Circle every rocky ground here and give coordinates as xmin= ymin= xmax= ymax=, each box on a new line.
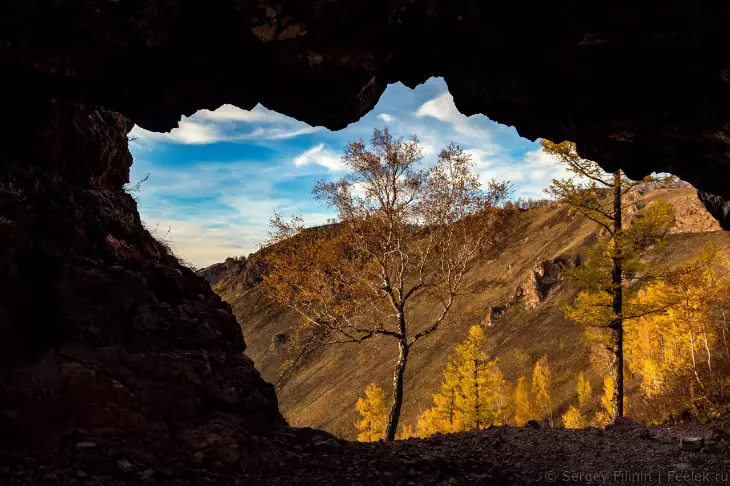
xmin=3 ymin=417 xmax=730 ymax=485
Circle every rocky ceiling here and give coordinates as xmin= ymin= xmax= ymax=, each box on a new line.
xmin=3 ymin=1 xmax=730 ymax=219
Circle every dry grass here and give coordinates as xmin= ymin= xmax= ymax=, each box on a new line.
xmin=213 ymin=186 xmax=730 ymax=439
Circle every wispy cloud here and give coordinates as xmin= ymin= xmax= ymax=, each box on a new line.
xmin=293 ymin=144 xmax=346 ymax=172
xmin=415 ymin=91 xmax=493 ymax=140
xmin=129 ymin=103 xmax=320 ymax=146
xmin=469 ymin=148 xmax=571 ymax=199
xmin=130 ymin=78 xmax=571 ymax=267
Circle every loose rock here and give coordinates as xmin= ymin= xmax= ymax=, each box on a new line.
xmin=680 ymin=437 xmax=704 ymax=452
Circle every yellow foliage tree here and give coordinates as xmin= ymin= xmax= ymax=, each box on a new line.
xmin=355 ymin=383 xmax=387 ymax=441
xmin=594 ymin=376 xmax=616 ymax=428
xmin=532 ymin=355 xmax=554 ymax=426
xmin=432 ymin=362 xmax=461 ymax=432
xmin=397 ymin=423 xmax=415 ymax=440
xmin=514 ymin=375 xmax=534 ymax=426
xmin=417 ymin=325 xmax=509 ymax=435
xmin=416 ymin=407 xmax=446 ymax=437
xmin=577 ymin=372 xmax=592 ymax=408
xmin=625 ymin=254 xmax=730 ymax=421
xmin=545 ymin=139 xmax=675 ymax=419
xmin=455 ymin=326 xmax=506 ymax=430
xmin=492 ymin=366 xmax=513 ymax=425
xmin=562 ymin=405 xmax=586 ymax=429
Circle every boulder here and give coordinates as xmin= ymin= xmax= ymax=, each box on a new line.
xmin=681 ymin=437 xmax=705 ymax=452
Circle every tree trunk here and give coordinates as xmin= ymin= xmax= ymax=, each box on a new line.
xmin=384 ymin=338 xmax=409 ymax=441
xmin=472 ymin=358 xmax=479 ymax=429
xmin=689 ymin=326 xmax=705 ymax=389
xmin=701 ymin=322 xmax=713 ymax=372
xmin=722 ymin=310 xmax=730 ymax=361
xmin=610 ymin=170 xmax=624 ymax=418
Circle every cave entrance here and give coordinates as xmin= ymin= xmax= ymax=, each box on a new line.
xmin=127 ymin=77 xmax=561 ymax=439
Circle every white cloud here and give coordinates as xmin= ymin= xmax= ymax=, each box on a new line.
xmin=293 ymin=144 xmax=346 ymax=172
xmin=128 ymin=103 xmax=320 ymax=146
xmin=196 ymin=104 xmax=286 ymax=123
xmin=415 ymin=92 xmax=492 ymax=140
xmin=470 ymin=147 xmax=572 ymax=199
xmin=130 ymin=78 xmax=575 ymax=267
xmin=131 ymin=119 xmax=226 ymax=145
xmin=145 ymin=218 xmax=267 ymax=268
xmin=268 ymin=126 xmax=321 ymax=140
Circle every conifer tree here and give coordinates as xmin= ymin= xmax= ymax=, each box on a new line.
xmin=455 ymin=326 xmax=503 ymax=429
xmin=562 ymin=405 xmax=586 ymax=429
xmin=577 ymin=372 xmax=592 ymax=408
xmin=432 ymin=362 xmax=461 ymax=432
xmin=625 ymin=252 xmax=730 ymax=420
xmin=355 ymin=383 xmax=387 ymax=441
xmin=514 ymin=376 xmax=534 ymax=426
xmin=594 ymin=376 xmax=616 ymax=428
xmin=417 ymin=325 xmax=508 ymax=435
xmin=543 ymin=139 xmax=675 ymax=418
xmin=532 ymin=355 xmax=554 ymax=426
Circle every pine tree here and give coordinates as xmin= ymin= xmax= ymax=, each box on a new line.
xmin=417 ymin=325 xmax=508 ymax=435
xmin=514 ymin=375 xmax=533 ymax=426
xmin=355 ymin=383 xmax=387 ymax=441
xmin=594 ymin=376 xmax=616 ymax=428
xmin=454 ymin=326 xmax=503 ymax=429
xmin=577 ymin=372 xmax=592 ymax=408
xmin=563 ymin=405 xmax=586 ymax=429
xmin=544 ymin=139 xmax=675 ymax=418
xmin=432 ymin=362 xmax=461 ymax=432
xmin=532 ymin=355 xmax=554 ymax=426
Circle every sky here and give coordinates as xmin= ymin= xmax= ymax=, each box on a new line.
xmin=129 ymin=77 xmax=571 ymax=268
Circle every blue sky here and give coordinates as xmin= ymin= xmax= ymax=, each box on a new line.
xmin=129 ymin=77 xmax=570 ymax=268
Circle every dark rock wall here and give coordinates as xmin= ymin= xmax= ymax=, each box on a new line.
xmin=3 ymin=2 xmax=730 ymax=202
xmin=698 ymin=190 xmax=730 ymax=230
xmin=0 ymin=101 xmax=285 ymax=464
xmin=2 ymin=0 xmax=730 ymax=474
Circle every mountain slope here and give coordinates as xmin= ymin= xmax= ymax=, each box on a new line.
xmin=202 ymin=184 xmax=729 ymax=439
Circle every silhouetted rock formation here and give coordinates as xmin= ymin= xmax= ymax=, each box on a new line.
xmin=0 ymin=101 xmax=285 ymax=477
xmin=3 ymin=2 xmax=730 ymax=483
xmin=4 ymin=2 xmax=730 ymax=205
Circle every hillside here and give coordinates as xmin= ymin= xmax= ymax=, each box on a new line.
xmin=200 ymin=184 xmax=730 ymax=440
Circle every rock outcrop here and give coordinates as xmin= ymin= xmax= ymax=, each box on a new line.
xmin=198 ymin=254 xmax=268 ymax=296
xmin=514 ymin=260 xmax=563 ymax=310
xmin=698 ymin=190 xmax=730 ymax=230
xmin=0 ymin=101 xmax=285 ymax=476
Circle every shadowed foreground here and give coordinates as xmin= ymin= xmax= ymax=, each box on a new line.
xmin=3 ymin=418 xmax=730 ymax=485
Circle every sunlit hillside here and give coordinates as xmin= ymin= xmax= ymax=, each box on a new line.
xmin=200 ymin=184 xmax=730 ymax=440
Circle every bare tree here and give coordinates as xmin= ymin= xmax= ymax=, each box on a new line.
xmin=263 ymin=128 xmax=510 ymax=440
